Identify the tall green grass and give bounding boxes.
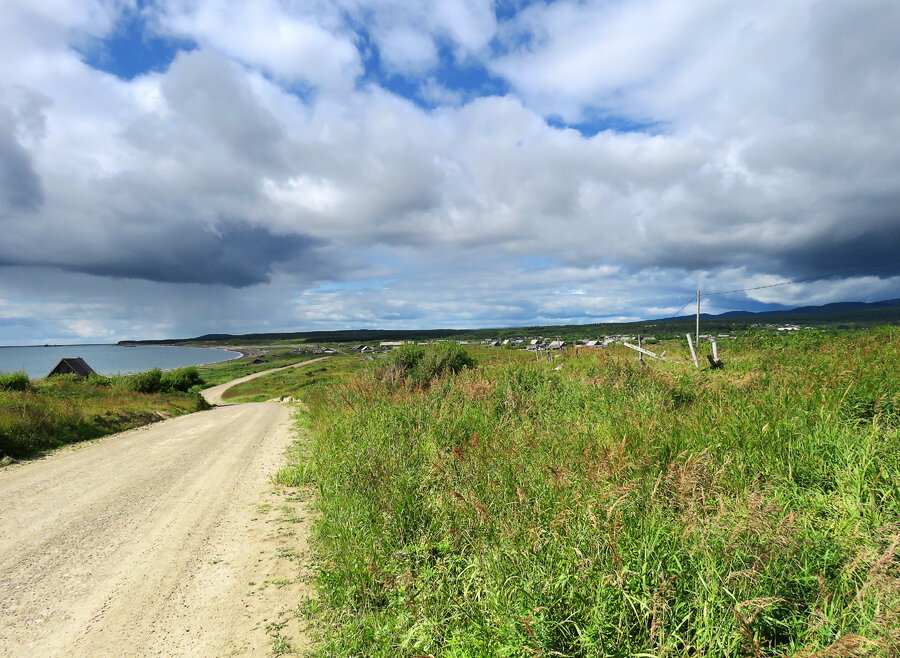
[0,368,211,459]
[286,328,899,656]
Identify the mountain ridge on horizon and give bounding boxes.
[120,297,900,345]
[665,297,900,322]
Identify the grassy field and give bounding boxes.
[0,373,209,459]
[221,356,366,403]
[196,350,323,387]
[272,328,899,656]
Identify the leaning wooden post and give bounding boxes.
[638,334,644,363]
[623,341,667,361]
[686,333,699,368]
[710,338,719,362]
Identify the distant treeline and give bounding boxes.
[120,298,900,346]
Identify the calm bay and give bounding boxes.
[0,344,242,378]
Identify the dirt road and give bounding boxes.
[202,356,330,405]
[0,376,317,656]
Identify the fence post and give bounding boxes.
[686,333,699,368]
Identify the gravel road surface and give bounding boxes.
[0,380,316,656]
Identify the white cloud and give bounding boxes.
[377,26,438,73]
[150,0,362,89]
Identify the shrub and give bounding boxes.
[412,342,476,384]
[125,368,163,393]
[0,371,30,391]
[85,373,112,387]
[378,343,476,385]
[123,367,204,394]
[160,367,203,393]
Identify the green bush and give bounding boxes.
[124,367,203,394]
[378,343,476,385]
[0,371,30,391]
[160,367,203,392]
[413,342,476,384]
[125,368,163,393]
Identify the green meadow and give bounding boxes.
[0,368,209,459]
[273,329,899,656]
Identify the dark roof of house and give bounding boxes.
[48,357,96,378]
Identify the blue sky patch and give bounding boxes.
[546,113,662,137]
[78,8,194,80]
[357,26,510,110]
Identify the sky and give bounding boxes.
[1,0,899,344]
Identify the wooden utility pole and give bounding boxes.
[696,290,701,347]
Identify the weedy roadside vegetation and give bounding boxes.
[278,329,899,656]
[0,366,210,459]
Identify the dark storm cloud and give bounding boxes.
[78,220,325,287]
[766,219,900,281]
[4,220,326,287]
[0,107,43,212]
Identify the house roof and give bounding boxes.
[48,357,96,378]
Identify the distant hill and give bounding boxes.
[662,297,900,321]
[120,297,900,346]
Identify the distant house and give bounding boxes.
[380,341,404,348]
[548,341,566,350]
[47,357,95,378]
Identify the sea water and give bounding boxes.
[0,344,242,378]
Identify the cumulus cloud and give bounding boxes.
[150,0,362,89]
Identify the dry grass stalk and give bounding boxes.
[797,635,877,658]
[734,597,783,657]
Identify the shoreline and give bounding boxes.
[1,344,249,378]
[216,347,267,361]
